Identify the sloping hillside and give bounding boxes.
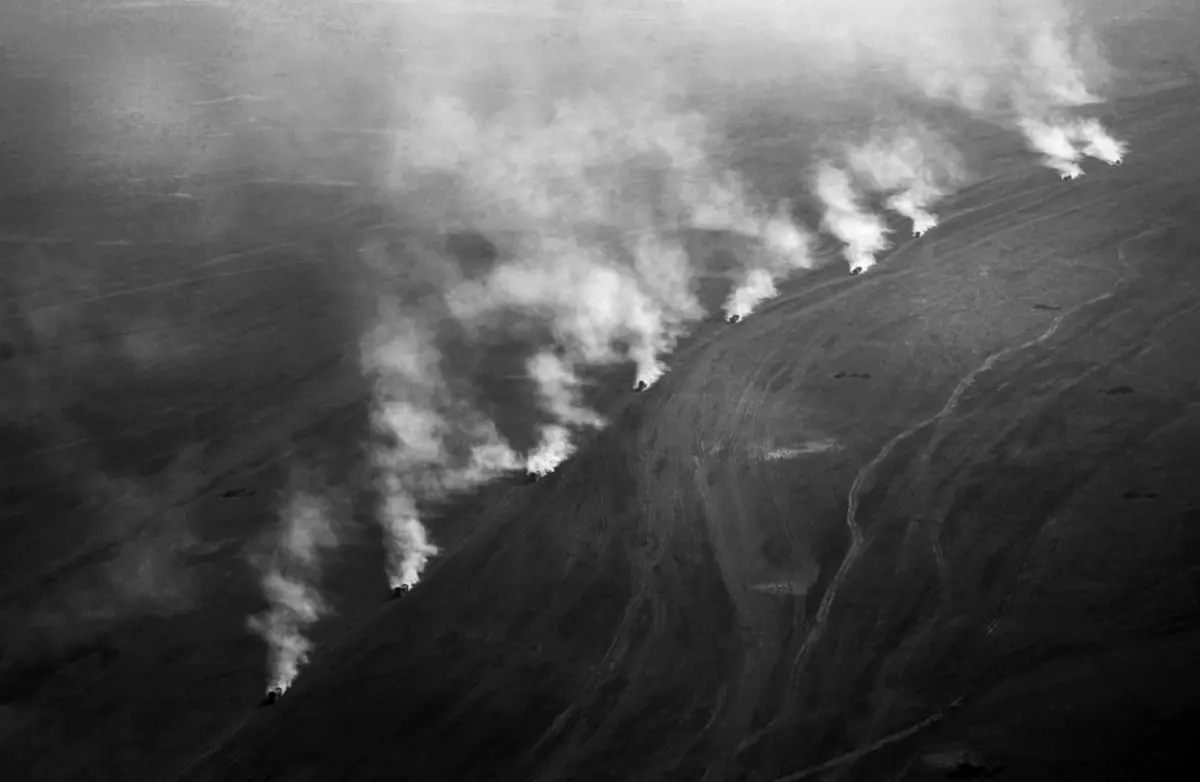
[173,82,1200,782]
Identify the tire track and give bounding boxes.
[905,287,1179,644]
[735,286,1117,757]
[768,697,965,782]
[911,243,1194,641]
[164,710,255,782]
[18,256,319,317]
[743,183,1125,337]
[547,583,673,782]
[524,584,646,764]
[525,474,677,778]
[864,264,1194,732]
[942,125,1198,229]
[955,294,1199,468]
[941,176,1101,232]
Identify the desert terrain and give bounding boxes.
[1,2,1198,781]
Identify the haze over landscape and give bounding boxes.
[1,1,1198,780]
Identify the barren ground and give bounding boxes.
[2,5,1199,781]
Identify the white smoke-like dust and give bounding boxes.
[526,424,579,479]
[361,303,522,589]
[813,162,892,275]
[1069,117,1128,165]
[1018,116,1087,179]
[247,489,338,697]
[421,89,767,399]
[725,268,778,323]
[1017,113,1129,178]
[521,350,606,477]
[724,205,816,321]
[844,123,967,238]
[0,0,1144,728]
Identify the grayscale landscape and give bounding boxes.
[1,1,1198,780]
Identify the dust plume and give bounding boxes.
[1068,117,1128,165]
[440,413,527,491]
[843,123,967,238]
[679,168,770,237]
[526,424,578,479]
[724,206,816,321]
[361,302,521,590]
[246,487,338,697]
[520,350,606,477]
[725,269,777,324]
[0,0,1136,671]
[527,351,605,430]
[389,18,776,396]
[361,316,447,591]
[862,1,1127,178]
[446,228,698,393]
[374,479,439,593]
[813,162,891,275]
[1017,117,1087,179]
[381,0,1123,353]
[678,0,1121,182]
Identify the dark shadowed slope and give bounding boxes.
[177,83,1200,782]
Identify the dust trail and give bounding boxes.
[723,205,816,321]
[844,123,967,238]
[1068,117,1128,166]
[700,0,1126,180]
[769,697,965,782]
[522,350,606,477]
[526,350,604,428]
[681,169,768,236]
[724,269,777,323]
[246,489,338,699]
[373,477,439,593]
[912,2,1128,177]
[813,162,891,275]
[402,79,779,392]
[440,413,526,491]
[361,305,522,590]
[447,228,694,392]
[526,424,578,479]
[1018,117,1087,179]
